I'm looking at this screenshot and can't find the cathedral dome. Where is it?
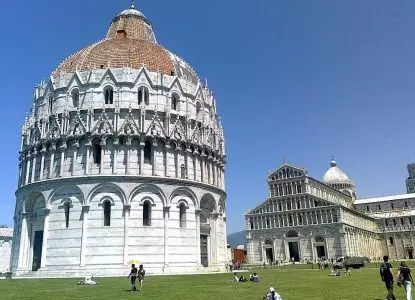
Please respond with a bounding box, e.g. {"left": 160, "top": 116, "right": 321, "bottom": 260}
{"left": 322, "top": 159, "right": 356, "bottom": 200}
{"left": 53, "top": 6, "right": 199, "bottom": 84}
{"left": 322, "top": 159, "right": 352, "bottom": 185}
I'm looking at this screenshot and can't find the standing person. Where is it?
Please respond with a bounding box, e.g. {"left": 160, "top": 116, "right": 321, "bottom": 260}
{"left": 380, "top": 255, "right": 396, "bottom": 300}
{"left": 127, "top": 264, "right": 138, "bottom": 291}
{"left": 397, "top": 261, "right": 414, "bottom": 300}
{"left": 137, "top": 264, "right": 146, "bottom": 291}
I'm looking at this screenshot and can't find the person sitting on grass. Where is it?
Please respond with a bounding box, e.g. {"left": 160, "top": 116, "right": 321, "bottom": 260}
{"left": 344, "top": 265, "right": 351, "bottom": 276}
{"left": 263, "top": 287, "right": 283, "bottom": 300}
{"left": 249, "top": 272, "right": 260, "bottom": 282}
{"left": 77, "top": 275, "right": 98, "bottom": 285}
{"left": 232, "top": 272, "right": 239, "bottom": 282}
{"left": 238, "top": 275, "right": 248, "bottom": 282}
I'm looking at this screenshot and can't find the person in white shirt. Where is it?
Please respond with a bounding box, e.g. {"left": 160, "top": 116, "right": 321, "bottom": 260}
{"left": 265, "top": 287, "right": 282, "bottom": 300}
{"left": 84, "top": 275, "right": 97, "bottom": 285}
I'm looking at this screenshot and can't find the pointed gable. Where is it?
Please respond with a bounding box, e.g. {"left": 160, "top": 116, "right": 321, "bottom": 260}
{"left": 268, "top": 164, "right": 306, "bottom": 181}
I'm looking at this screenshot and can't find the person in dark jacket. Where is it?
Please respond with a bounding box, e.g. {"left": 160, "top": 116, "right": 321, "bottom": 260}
{"left": 127, "top": 264, "right": 138, "bottom": 291}
{"left": 380, "top": 255, "right": 396, "bottom": 300}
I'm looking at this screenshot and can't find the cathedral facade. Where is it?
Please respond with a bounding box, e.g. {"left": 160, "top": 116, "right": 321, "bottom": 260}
{"left": 11, "top": 4, "right": 227, "bottom": 277}
{"left": 245, "top": 160, "right": 415, "bottom": 263}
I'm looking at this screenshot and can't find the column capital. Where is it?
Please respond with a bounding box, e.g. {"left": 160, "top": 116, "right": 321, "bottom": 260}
{"left": 210, "top": 212, "right": 220, "bottom": 219}
{"left": 81, "top": 205, "right": 90, "bottom": 213}
{"left": 163, "top": 205, "right": 171, "bottom": 212}
{"left": 123, "top": 204, "right": 131, "bottom": 212}
{"left": 20, "top": 211, "right": 27, "bottom": 217}
{"left": 195, "top": 208, "right": 202, "bottom": 215}
{"left": 42, "top": 208, "right": 51, "bottom": 215}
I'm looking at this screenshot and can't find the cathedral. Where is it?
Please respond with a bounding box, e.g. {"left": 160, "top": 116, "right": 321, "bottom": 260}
{"left": 10, "top": 3, "right": 227, "bottom": 277}
{"left": 245, "top": 160, "right": 415, "bottom": 263}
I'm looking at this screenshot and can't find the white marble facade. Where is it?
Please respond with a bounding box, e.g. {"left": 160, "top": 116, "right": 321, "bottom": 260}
{"left": 0, "top": 228, "right": 13, "bottom": 273}
{"left": 11, "top": 5, "right": 227, "bottom": 277}
{"left": 245, "top": 160, "right": 415, "bottom": 264}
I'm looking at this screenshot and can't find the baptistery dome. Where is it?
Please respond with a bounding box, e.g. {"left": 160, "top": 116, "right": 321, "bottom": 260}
{"left": 322, "top": 159, "right": 356, "bottom": 200}
{"left": 54, "top": 6, "right": 199, "bottom": 84}
{"left": 11, "top": 4, "right": 227, "bottom": 278}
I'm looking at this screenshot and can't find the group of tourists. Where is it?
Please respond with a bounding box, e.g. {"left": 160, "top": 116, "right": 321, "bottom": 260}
{"left": 380, "top": 255, "right": 414, "bottom": 300}
{"left": 232, "top": 272, "right": 260, "bottom": 282}
{"left": 127, "top": 264, "right": 146, "bottom": 292}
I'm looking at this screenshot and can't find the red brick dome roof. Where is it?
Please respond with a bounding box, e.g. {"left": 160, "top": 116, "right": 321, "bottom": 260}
{"left": 54, "top": 7, "right": 199, "bottom": 84}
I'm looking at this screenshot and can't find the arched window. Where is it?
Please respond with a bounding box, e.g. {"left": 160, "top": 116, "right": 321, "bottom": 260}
{"left": 196, "top": 102, "right": 201, "bottom": 115}
{"left": 143, "top": 201, "right": 151, "bottom": 226}
{"left": 144, "top": 141, "right": 151, "bottom": 163}
{"left": 250, "top": 218, "right": 254, "bottom": 230}
{"left": 171, "top": 94, "right": 179, "bottom": 110}
{"left": 49, "top": 96, "right": 53, "bottom": 113}
{"left": 179, "top": 203, "right": 186, "bottom": 228}
{"left": 104, "top": 87, "right": 113, "bottom": 104}
{"left": 314, "top": 236, "right": 324, "bottom": 243}
{"left": 64, "top": 202, "right": 71, "bottom": 228}
{"left": 103, "top": 200, "right": 111, "bottom": 226}
{"left": 138, "top": 87, "right": 149, "bottom": 105}
{"left": 389, "top": 237, "right": 394, "bottom": 245}
{"left": 72, "top": 89, "right": 79, "bottom": 107}
{"left": 180, "top": 164, "right": 186, "bottom": 179}
{"left": 92, "top": 139, "right": 102, "bottom": 165}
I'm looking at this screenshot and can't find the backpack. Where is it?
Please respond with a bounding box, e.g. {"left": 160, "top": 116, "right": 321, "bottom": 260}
{"left": 380, "top": 263, "right": 389, "bottom": 281}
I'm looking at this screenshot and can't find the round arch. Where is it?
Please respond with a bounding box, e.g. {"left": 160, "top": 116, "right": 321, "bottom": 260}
{"left": 87, "top": 183, "right": 127, "bottom": 205}
{"left": 169, "top": 187, "right": 198, "bottom": 208}
{"left": 128, "top": 183, "right": 167, "bottom": 206}
{"left": 48, "top": 185, "right": 85, "bottom": 206}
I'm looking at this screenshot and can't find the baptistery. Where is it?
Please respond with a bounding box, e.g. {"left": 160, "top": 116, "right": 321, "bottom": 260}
{"left": 10, "top": 3, "right": 227, "bottom": 277}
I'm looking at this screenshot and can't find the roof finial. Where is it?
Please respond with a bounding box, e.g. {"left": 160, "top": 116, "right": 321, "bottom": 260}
{"left": 330, "top": 156, "right": 337, "bottom": 167}
{"left": 131, "top": 0, "right": 135, "bottom": 9}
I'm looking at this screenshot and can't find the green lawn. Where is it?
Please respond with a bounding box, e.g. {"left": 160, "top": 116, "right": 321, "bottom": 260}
{"left": 0, "top": 267, "right": 406, "bottom": 300}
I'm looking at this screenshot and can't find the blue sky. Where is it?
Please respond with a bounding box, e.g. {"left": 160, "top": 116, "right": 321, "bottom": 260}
{"left": 1, "top": 0, "right": 415, "bottom": 234}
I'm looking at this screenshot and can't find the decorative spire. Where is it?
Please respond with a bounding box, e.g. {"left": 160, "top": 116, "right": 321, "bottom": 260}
{"left": 131, "top": 0, "right": 135, "bottom": 9}
{"left": 330, "top": 156, "right": 337, "bottom": 167}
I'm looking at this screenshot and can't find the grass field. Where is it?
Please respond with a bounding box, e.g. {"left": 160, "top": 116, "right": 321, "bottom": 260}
{"left": 0, "top": 266, "right": 408, "bottom": 300}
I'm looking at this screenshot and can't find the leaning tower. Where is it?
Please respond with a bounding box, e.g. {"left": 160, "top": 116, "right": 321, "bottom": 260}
{"left": 11, "top": 4, "right": 227, "bottom": 277}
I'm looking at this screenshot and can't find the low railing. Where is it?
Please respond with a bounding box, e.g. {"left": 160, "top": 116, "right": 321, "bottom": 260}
{"left": 381, "top": 225, "right": 415, "bottom": 232}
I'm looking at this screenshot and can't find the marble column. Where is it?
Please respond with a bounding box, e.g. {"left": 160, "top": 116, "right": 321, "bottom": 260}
{"left": 163, "top": 206, "right": 170, "bottom": 269}
{"left": 60, "top": 145, "right": 66, "bottom": 177}
{"left": 31, "top": 150, "right": 37, "bottom": 183}
{"left": 80, "top": 205, "right": 90, "bottom": 267}
{"left": 49, "top": 144, "right": 56, "bottom": 178}
{"left": 164, "top": 144, "right": 170, "bottom": 177}
{"left": 126, "top": 141, "right": 131, "bottom": 175}
{"left": 139, "top": 141, "right": 144, "bottom": 175}
{"left": 40, "top": 208, "right": 51, "bottom": 268}
{"left": 25, "top": 153, "right": 31, "bottom": 184}
{"left": 112, "top": 143, "right": 117, "bottom": 174}
{"left": 151, "top": 142, "right": 156, "bottom": 176}
{"left": 123, "top": 204, "right": 131, "bottom": 265}
{"left": 310, "top": 235, "right": 315, "bottom": 261}
{"left": 195, "top": 209, "right": 201, "bottom": 265}
{"left": 72, "top": 141, "right": 79, "bottom": 176}
{"left": 17, "top": 212, "right": 28, "bottom": 271}
{"left": 85, "top": 144, "right": 90, "bottom": 175}
{"left": 99, "top": 143, "right": 104, "bottom": 174}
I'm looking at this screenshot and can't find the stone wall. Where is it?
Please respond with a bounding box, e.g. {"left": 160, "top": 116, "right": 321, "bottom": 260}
{"left": 0, "top": 228, "right": 13, "bottom": 273}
